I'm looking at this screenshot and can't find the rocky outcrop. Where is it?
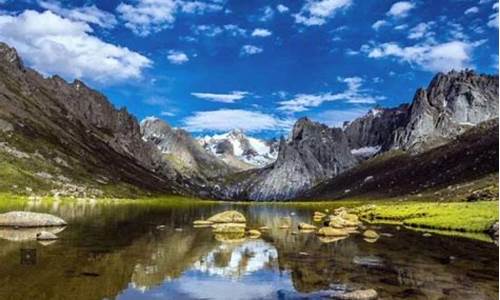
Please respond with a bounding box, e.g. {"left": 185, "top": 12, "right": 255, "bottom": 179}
{"left": 0, "top": 42, "right": 185, "bottom": 195}
{"left": 392, "top": 70, "right": 498, "bottom": 152}
{"left": 220, "top": 118, "right": 357, "bottom": 200}
{"left": 0, "top": 211, "right": 66, "bottom": 227}
{"left": 140, "top": 117, "right": 232, "bottom": 179}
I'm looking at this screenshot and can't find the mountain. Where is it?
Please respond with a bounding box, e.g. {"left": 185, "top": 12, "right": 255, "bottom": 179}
{"left": 140, "top": 117, "right": 234, "bottom": 180}
{"left": 0, "top": 42, "right": 185, "bottom": 197}
{"left": 198, "top": 129, "right": 278, "bottom": 170}
{"left": 303, "top": 118, "right": 499, "bottom": 201}
{"left": 218, "top": 118, "right": 357, "bottom": 200}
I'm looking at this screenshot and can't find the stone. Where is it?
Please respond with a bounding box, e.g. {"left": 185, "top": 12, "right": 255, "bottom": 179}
{"left": 333, "top": 289, "right": 378, "bottom": 300}
{"left": 318, "top": 236, "right": 348, "bottom": 243}
{"left": 363, "top": 230, "right": 379, "bottom": 239}
{"left": 212, "top": 223, "right": 246, "bottom": 233}
{"left": 298, "top": 222, "right": 317, "bottom": 230}
{"left": 0, "top": 211, "right": 66, "bottom": 227}
{"left": 193, "top": 220, "right": 213, "bottom": 226}
{"left": 313, "top": 211, "right": 327, "bottom": 218}
{"left": 36, "top": 231, "right": 58, "bottom": 240}
{"left": 207, "top": 210, "right": 246, "bottom": 223}
{"left": 317, "top": 227, "right": 349, "bottom": 237}
{"left": 247, "top": 229, "right": 261, "bottom": 238}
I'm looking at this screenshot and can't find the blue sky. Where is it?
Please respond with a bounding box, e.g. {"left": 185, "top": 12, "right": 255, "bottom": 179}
{"left": 0, "top": 0, "right": 498, "bottom": 138}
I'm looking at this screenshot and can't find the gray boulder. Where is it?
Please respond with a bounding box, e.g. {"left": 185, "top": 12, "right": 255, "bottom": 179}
{"left": 0, "top": 211, "right": 67, "bottom": 227}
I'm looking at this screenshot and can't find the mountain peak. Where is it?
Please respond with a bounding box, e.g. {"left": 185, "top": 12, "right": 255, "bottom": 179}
{"left": 0, "top": 42, "right": 23, "bottom": 70}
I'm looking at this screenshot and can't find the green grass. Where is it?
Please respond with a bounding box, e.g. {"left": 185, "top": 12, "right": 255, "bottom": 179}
{"left": 356, "top": 201, "right": 499, "bottom": 232}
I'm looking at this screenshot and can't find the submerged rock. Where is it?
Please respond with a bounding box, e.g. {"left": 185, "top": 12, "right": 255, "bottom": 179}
{"left": 317, "top": 227, "right": 349, "bottom": 237}
{"left": 333, "top": 289, "right": 378, "bottom": 300}
{"left": 0, "top": 211, "right": 67, "bottom": 227}
{"left": 193, "top": 220, "right": 213, "bottom": 226}
{"left": 36, "top": 231, "right": 58, "bottom": 240}
{"left": 212, "top": 223, "right": 246, "bottom": 233}
{"left": 298, "top": 223, "right": 317, "bottom": 230}
{"left": 318, "top": 236, "right": 348, "bottom": 243}
{"left": 247, "top": 229, "right": 261, "bottom": 239}
{"left": 207, "top": 210, "right": 246, "bottom": 223}
{"left": 363, "top": 230, "right": 379, "bottom": 239}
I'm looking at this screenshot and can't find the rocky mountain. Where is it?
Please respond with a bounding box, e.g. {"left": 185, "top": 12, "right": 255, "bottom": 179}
{"left": 0, "top": 42, "right": 185, "bottom": 197}
{"left": 198, "top": 129, "right": 278, "bottom": 170}
{"left": 219, "top": 118, "right": 357, "bottom": 200}
{"left": 140, "top": 117, "right": 233, "bottom": 180}
{"left": 392, "top": 70, "right": 499, "bottom": 152}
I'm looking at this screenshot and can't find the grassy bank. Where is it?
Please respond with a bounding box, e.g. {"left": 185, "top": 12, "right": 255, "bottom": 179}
{"left": 354, "top": 201, "right": 498, "bottom": 233}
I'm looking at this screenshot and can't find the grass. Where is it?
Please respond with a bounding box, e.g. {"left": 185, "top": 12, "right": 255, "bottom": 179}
{"left": 355, "top": 201, "right": 499, "bottom": 233}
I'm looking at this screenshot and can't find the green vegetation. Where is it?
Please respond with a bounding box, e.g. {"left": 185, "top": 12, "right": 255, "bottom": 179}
{"left": 355, "top": 201, "right": 498, "bottom": 232}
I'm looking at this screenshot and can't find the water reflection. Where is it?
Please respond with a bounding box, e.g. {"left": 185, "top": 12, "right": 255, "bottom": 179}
{"left": 0, "top": 201, "right": 497, "bottom": 300}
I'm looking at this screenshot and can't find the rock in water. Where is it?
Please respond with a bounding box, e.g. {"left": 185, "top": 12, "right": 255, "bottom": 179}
{"left": 0, "top": 211, "right": 66, "bottom": 227}
{"left": 298, "top": 223, "right": 317, "bottom": 230}
{"left": 212, "top": 223, "right": 246, "bottom": 233}
{"left": 333, "top": 289, "right": 378, "bottom": 300}
{"left": 207, "top": 210, "right": 246, "bottom": 223}
{"left": 363, "top": 230, "right": 379, "bottom": 239}
{"left": 247, "top": 229, "right": 261, "bottom": 238}
{"left": 36, "top": 231, "right": 58, "bottom": 240}
{"left": 317, "top": 227, "right": 349, "bottom": 237}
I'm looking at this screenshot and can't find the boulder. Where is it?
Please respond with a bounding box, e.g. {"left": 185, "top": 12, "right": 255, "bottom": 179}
{"left": 313, "top": 211, "right": 326, "bottom": 218}
{"left": 317, "top": 227, "right": 349, "bottom": 237}
{"left": 247, "top": 229, "right": 261, "bottom": 239}
{"left": 334, "top": 289, "right": 378, "bottom": 300}
{"left": 298, "top": 223, "right": 317, "bottom": 230}
{"left": 207, "top": 210, "right": 246, "bottom": 223}
{"left": 0, "top": 211, "right": 67, "bottom": 227}
{"left": 318, "top": 236, "right": 348, "bottom": 243}
{"left": 36, "top": 231, "right": 58, "bottom": 240}
{"left": 363, "top": 230, "right": 379, "bottom": 239}
{"left": 212, "top": 223, "right": 246, "bottom": 233}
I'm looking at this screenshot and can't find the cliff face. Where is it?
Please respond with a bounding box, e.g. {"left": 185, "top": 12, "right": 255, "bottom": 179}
{"left": 220, "top": 118, "right": 357, "bottom": 200}
{"left": 0, "top": 42, "right": 183, "bottom": 196}
{"left": 140, "top": 117, "right": 233, "bottom": 179}
{"left": 392, "top": 70, "right": 499, "bottom": 152}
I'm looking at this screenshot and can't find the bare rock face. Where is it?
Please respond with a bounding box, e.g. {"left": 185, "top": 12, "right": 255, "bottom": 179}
{"left": 0, "top": 42, "right": 184, "bottom": 194}
{"left": 221, "top": 118, "right": 357, "bottom": 200}
{"left": 140, "top": 117, "right": 233, "bottom": 179}
{"left": 392, "top": 70, "right": 499, "bottom": 152}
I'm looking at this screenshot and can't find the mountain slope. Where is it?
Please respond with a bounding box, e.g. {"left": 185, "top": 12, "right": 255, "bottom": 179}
{"left": 218, "top": 118, "right": 357, "bottom": 200}
{"left": 0, "top": 42, "right": 184, "bottom": 197}
{"left": 140, "top": 117, "right": 234, "bottom": 179}
{"left": 303, "top": 118, "right": 499, "bottom": 201}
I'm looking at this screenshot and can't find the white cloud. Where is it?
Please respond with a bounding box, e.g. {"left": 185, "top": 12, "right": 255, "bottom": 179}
{"left": 240, "top": 45, "right": 263, "bottom": 56}
{"left": 167, "top": 50, "right": 189, "bottom": 64}
{"left": 464, "top": 6, "right": 479, "bottom": 15}
{"left": 488, "top": 3, "right": 499, "bottom": 29}
{"left": 294, "top": 0, "right": 352, "bottom": 26}
{"left": 116, "top": 0, "right": 223, "bottom": 36}
{"left": 394, "top": 24, "right": 408, "bottom": 30}
{"left": 276, "top": 4, "right": 289, "bottom": 13}
{"left": 251, "top": 28, "right": 272, "bottom": 37}
{"left": 38, "top": 1, "right": 117, "bottom": 28}
{"left": 313, "top": 107, "right": 369, "bottom": 128}
{"left": 193, "top": 24, "right": 246, "bottom": 37}
{"left": 183, "top": 109, "right": 293, "bottom": 132}
{"left": 191, "top": 91, "right": 248, "bottom": 103}
{"left": 0, "top": 10, "right": 151, "bottom": 83}
{"left": 259, "top": 6, "right": 274, "bottom": 21}
{"left": 278, "top": 77, "right": 384, "bottom": 113}
{"left": 160, "top": 111, "right": 175, "bottom": 117}
{"left": 387, "top": 1, "right": 415, "bottom": 18}
{"left": 372, "top": 20, "right": 387, "bottom": 30}
{"left": 408, "top": 22, "right": 434, "bottom": 40}
{"left": 363, "top": 40, "right": 477, "bottom": 72}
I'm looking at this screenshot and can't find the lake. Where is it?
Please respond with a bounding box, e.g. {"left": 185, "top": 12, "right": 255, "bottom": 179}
{"left": 0, "top": 198, "right": 497, "bottom": 300}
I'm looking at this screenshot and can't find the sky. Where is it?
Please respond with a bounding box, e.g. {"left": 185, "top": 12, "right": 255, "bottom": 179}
{"left": 0, "top": 0, "right": 498, "bottom": 138}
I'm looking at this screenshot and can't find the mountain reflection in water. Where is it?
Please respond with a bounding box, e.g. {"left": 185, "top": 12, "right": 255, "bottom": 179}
{"left": 0, "top": 199, "right": 497, "bottom": 300}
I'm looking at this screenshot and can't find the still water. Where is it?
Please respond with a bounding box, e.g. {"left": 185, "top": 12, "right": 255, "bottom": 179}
{"left": 0, "top": 199, "right": 497, "bottom": 300}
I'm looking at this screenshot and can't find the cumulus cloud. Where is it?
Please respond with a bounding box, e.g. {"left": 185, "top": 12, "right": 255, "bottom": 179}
{"left": 0, "top": 10, "right": 151, "bottom": 82}
{"left": 372, "top": 20, "right": 387, "bottom": 30}
{"left": 183, "top": 109, "right": 293, "bottom": 132}
{"left": 294, "top": 0, "right": 352, "bottom": 26}
{"left": 251, "top": 28, "right": 272, "bottom": 37}
{"left": 167, "top": 50, "right": 189, "bottom": 64}
{"left": 38, "top": 1, "right": 117, "bottom": 28}
{"left": 387, "top": 1, "right": 415, "bottom": 18}
{"left": 116, "top": 0, "right": 223, "bottom": 36}
{"left": 313, "top": 107, "right": 369, "bottom": 128}
{"left": 259, "top": 6, "right": 274, "bottom": 21}
{"left": 193, "top": 24, "right": 246, "bottom": 37}
{"left": 276, "top": 4, "right": 289, "bottom": 13}
{"left": 362, "top": 40, "right": 479, "bottom": 72}
{"left": 278, "top": 77, "right": 384, "bottom": 113}
{"left": 240, "top": 45, "right": 263, "bottom": 56}
{"left": 191, "top": 91, "right": 248, "bottom": 103}
{"left": 408, "top": 22, "right": 435, "bottom": 40}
